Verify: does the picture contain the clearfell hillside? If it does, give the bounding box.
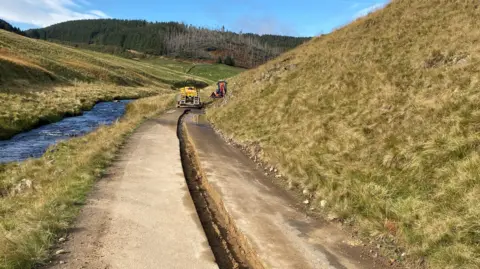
[207,0,480,268]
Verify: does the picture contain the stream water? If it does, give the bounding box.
[0,100,131,163]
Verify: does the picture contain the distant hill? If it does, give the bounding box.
[25,19,310,68]
[0,19,25,36]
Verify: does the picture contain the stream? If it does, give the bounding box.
[0,100,131,163]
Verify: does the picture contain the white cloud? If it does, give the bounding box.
[233,16,298,36]
[354,3,385,18]
[0,0,109,28]
[89,10,108,18]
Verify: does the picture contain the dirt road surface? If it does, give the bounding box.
[48,110,218,269]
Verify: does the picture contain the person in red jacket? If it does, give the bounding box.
[211,80,228,98]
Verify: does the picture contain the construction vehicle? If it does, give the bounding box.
[177,86,202,108]
[210,80,227,98]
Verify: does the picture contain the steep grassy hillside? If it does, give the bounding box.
[207,1,480,268]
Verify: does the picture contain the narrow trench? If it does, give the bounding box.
[176,109,252,269]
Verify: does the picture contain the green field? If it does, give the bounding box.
[207,0,480,268]
[142,57,245,82]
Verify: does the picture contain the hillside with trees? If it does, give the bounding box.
[0,19,25,36]
[25,19,310,68]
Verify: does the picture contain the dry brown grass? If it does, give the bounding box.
[0,54,52,75]
[207,1,480,268]
[0,93,175,269]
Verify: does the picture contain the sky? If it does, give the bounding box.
[1,0,389,37]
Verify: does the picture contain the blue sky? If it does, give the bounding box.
[1,0,389,37]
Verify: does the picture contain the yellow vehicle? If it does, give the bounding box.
[176,86,202,108]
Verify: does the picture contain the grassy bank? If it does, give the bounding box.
[0,93,175,269]
[207,0,480,268]
[0,84,161,139]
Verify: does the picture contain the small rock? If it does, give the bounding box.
[274,169,278,173]
[303,199,310,204]
[401,252,406,257]
[264,173,268,176]
[58,237,66,243]
[320,200,327,208]
[24,179,33,189]
[373,253,378,258]
[302,189,309,196]
[275,174,282,178]
[327,213,339,221]
[456,58,468,65]
[59,260,65,264]
[344,239,362,246]
[269,167,274,172]
[376,244,381,249]
[55,249,66,255]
